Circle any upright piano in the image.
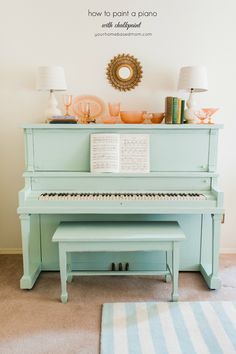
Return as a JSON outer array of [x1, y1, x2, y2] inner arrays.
[[17, 124, 224, 290]]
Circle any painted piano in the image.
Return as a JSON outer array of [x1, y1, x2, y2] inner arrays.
[[17, 124, 224, 290]]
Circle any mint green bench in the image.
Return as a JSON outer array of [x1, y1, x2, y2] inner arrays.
[[52, 221, 185, 303]]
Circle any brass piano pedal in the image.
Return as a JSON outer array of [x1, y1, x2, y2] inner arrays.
[[125, 262, 129, 271], [118, 262, 123, 271], [111, 262, 116, 271], [221, 213, 225, 224]]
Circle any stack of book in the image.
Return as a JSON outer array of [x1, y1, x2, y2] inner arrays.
[[47, 115, 77, 124], [165, 97, 185, 124]]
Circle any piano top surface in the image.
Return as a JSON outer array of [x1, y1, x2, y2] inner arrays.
[[22, 123, 224, 130]]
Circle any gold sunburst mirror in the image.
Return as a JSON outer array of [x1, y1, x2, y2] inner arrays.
[[106, 54, 143, 91]]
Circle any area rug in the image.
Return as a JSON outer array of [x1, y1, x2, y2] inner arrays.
[[100, 302, 236, 354]]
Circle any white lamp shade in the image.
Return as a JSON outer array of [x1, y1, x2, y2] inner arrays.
[[36, 66, 67, 91], [177, 66, 208, 92]]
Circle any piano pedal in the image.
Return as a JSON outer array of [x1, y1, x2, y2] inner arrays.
[[221, 213, 225, 224], [111, 262, 116, 271], [111, 263, 129, 271]]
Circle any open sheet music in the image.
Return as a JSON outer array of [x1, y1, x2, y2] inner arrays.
[[90, 134, 150, 173]]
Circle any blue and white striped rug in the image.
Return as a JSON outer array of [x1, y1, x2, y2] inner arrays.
[[101, 302, 236, 354]]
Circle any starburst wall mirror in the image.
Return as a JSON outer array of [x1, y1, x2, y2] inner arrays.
[[106, 54, 143, 91]]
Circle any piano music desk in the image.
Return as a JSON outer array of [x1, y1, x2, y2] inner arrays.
[[52, 221, 185, 303]]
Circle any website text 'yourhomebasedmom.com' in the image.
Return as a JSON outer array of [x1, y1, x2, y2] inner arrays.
[[94, 32, 152, 37]]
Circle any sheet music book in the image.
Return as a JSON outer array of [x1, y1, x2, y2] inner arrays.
[[90, 133, 150, 173]]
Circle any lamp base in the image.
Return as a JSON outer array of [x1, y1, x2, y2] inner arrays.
[[45, 91, 62, 120], [184, 108, 198, 124]]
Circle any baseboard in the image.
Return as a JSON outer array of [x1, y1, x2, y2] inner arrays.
[[220, 248, 236, 254], [0, 247, 235, 255], [0, 248, 22, 254]]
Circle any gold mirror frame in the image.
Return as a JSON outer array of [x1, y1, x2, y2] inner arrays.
[[106, 54, 143, 91]]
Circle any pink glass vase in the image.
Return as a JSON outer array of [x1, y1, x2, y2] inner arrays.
[[108, 102, 120, 123]]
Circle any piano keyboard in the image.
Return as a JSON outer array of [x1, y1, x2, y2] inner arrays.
[[39, 192, 207, 201]]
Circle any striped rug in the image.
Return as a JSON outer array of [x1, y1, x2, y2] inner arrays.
[[101, 302, 236, 354]]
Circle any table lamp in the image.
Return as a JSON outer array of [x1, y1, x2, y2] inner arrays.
[[36, 66, 67, 120], [177, 66, 208, 123]]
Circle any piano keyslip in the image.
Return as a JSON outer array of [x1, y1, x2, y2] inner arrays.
[[38, 192, 207, 201]]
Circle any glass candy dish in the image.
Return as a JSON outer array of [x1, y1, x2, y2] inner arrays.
[[194, 109, 207, 124], [194, 108, 219, 124], [201, 108, 219, 124]]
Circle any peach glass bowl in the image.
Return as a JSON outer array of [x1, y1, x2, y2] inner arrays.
[[120, 111, 145, 124], [150, 112, 164, 124], [102, 116, 117, 124]]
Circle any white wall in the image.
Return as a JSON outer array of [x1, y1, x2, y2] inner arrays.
[[0, 0, 235, 251]]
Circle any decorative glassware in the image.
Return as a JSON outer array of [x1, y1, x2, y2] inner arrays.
[[194, 109, 207, 124], [120, 111, 146, 124], [108, 102, 120, 123], [201, 108, 219, 124], [63, 94, 72, 116], [80, 102, 95, 124]]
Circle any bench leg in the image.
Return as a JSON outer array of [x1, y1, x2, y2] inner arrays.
[[59, 246, 68, 303], [165, 274, 172, 283], [165, 251, 172, 282], [67, 253, 73, 283], [171, 242, 179, 302]]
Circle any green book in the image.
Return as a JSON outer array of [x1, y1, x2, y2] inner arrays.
[[181, 100, 185, 124], [172, 97, 178, 124]]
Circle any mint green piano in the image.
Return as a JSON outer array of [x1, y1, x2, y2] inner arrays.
[[17, 124, 224, 290]]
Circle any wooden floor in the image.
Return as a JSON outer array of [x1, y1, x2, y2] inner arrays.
[[0, 254, 235, 354]]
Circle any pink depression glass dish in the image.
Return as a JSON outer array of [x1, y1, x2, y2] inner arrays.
[[102, 116, 117, 124], [150, 112, 164, 124], [120, 111, 146, 124], [201, 108, 219, 124], [72, 95, 105, 119]]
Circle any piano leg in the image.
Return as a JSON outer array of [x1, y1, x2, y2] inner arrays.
[[59, 246, 68, 303], [210, 214, 222, 289], [171, 242, 179, 301], [200, 214, 222, 290], [19, 214, 41, 289]]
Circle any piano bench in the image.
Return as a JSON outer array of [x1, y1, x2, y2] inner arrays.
[[52, 221, 185, 303]]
